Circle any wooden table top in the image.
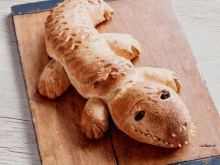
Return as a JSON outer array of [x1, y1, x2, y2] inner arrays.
[[0, 0, 219, 164]]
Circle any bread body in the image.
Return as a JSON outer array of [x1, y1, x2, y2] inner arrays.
[[45, 0, 137, 100]]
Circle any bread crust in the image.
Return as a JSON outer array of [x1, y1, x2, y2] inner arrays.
[[45, 0, 136, 99], [109, 80, 191, 148], [37, 59, 70, 99]]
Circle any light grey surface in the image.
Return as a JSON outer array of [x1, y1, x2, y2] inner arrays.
[[171, 0, 220, 115], [0, 0, 219, 164]]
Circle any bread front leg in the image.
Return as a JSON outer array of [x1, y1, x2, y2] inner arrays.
[[81, 97, 109, 139], [37, 33, 141, 99], [136, 67, 181, 93], [102, 33, 141, 60]]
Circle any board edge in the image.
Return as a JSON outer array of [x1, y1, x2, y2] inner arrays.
[[11, 0, 118, 16]]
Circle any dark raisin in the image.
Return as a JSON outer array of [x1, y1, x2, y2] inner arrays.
[[161, 92, 170, 99], [94, 81, 100, 88], [135, 111, 145, 121]]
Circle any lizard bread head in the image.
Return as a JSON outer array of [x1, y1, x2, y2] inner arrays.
[[108, 80, 192, 148]]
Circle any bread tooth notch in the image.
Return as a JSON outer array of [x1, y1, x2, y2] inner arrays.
[[172, 133, 176, 137]]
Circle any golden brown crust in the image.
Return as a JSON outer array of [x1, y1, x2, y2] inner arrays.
[[102, 33, 141, 60], [44, 0, 137, 99], [37, 59, 70, 99], [136, 67, 181, 92], [38, 33, 141, 99], [81, 97, 109, 139], [108, 80, 191, 148]]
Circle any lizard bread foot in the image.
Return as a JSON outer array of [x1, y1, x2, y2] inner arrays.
[[81, 97, 109, 139]]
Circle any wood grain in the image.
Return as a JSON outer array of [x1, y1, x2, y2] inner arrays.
[[10, 0, 220, 164], [0, 117, 40, 165], [0, 1, 42, 164]]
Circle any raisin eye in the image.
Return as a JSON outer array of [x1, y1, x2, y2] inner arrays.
[[135, 111, 145, 121], [161, 92, 170, 99], [94, 81, 100, 88]]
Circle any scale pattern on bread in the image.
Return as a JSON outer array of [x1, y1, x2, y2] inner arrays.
[[44, 0, 137, 100], [37, 0, 195, 148]]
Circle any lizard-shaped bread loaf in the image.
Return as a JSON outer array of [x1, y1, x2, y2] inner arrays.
[[37, 0, 195, 148]]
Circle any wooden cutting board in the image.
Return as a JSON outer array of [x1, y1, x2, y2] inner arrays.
[[12, 0, 220, 164]]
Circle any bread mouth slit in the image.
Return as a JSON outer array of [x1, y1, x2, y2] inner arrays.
[[133, 126, 174, 146]]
